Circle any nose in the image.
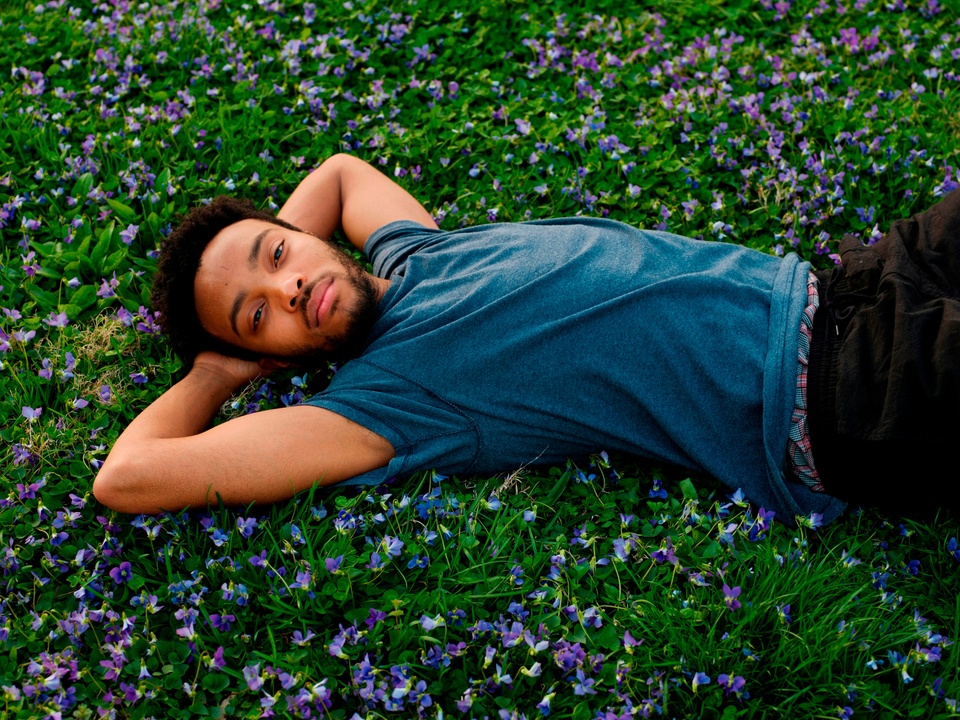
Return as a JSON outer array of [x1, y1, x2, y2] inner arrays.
[[279, 273, 304, 311]]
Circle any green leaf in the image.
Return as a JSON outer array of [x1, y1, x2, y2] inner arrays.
[[71, 172, 94, 200], [201, 673, 231, 692], [103, 248, 127, 274], [26, 284, 58, 311], [68, 284, 98, 311], [106, 197, 137, 223], [90, 221, 115, 270]]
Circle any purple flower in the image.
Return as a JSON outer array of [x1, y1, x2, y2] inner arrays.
[[420, 614, 444, 631], [366, 608, 387, 630], [210, 613, 235, 632], [21, 406, 42, 421], [573, 668, 596, 696], [242, 663, 264, 691], [293, 569, 312, 590], [109, 561, 133, 584], [718, 673, 747, 697], [650, 538, 677, 565], [237, 517, 257, 538], [291, 629, 316, 646], [120, 224, 139, 244], [722, 584, 742, 611], [324, 555, 344, 573], [130, 371, 148, 385], [44, 311, 69, 327], [381, 535, 404, 557], [612, 538, 631, 562], [119, 682, 140, 704]]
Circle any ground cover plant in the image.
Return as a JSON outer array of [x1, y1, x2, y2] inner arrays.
[[1, 0, 959, 717]]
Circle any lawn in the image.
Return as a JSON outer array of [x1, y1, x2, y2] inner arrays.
[[1, 0, 959, 717]]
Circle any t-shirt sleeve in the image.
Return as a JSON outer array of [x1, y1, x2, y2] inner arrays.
[[365, 221, 446, 279], [302, 357, 481, 487]]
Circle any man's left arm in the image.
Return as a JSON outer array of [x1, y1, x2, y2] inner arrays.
[[277, 153, 438, 252]]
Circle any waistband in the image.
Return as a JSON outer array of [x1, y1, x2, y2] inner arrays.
[[807, 267, 855, 491]]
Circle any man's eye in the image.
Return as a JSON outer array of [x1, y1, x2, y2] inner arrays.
[[273, 241, 284, 267], [253, 306, 263, 331]]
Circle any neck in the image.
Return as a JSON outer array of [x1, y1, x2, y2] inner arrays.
[[372, 276, 391, 303]]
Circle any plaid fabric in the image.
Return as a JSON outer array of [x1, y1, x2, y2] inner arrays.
[[786, 272, 823, 491]]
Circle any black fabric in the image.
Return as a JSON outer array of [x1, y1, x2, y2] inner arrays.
[[808, 190, 960, 519]]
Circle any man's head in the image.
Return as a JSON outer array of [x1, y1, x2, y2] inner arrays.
[[151, 196, 383, 366]]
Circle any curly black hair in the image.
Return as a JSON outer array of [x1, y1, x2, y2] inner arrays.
[[150, 196, 303, 365]]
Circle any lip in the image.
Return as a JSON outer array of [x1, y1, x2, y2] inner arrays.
[[311, 278, 335, 329]]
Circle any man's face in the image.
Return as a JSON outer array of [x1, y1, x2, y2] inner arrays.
[[194, 219, 385, 363]]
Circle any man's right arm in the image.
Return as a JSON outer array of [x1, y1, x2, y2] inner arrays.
[[277, 153, 438, 252], [92, 352, 394, 514]]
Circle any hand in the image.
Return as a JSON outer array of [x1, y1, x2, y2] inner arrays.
[[191, 350, 286, 393]]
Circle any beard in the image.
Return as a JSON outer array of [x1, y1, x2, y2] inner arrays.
[[284, 245, 382, 365]]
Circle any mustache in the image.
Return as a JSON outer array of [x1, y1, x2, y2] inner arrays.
[[297, 278, 320, 324]]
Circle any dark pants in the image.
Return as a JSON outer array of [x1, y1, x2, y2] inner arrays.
[[808, 190, 960, 519]]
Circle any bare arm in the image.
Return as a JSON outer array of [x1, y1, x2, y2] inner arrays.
[[93, 352, 394, 514], [277, 153, 438, 251]]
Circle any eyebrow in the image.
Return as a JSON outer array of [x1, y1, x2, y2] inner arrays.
[[247, 227, 271, 270], [228, 227, 273, 337]]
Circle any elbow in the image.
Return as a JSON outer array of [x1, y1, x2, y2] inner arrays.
[[93, 456, 153, 514]]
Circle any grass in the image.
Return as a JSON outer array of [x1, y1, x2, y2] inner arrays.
[[1, 0, 959, 717]]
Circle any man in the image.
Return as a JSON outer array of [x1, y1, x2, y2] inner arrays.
[[93, 154, 960, 524]]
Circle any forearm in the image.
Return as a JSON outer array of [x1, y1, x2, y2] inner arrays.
[[277, 155, 346, 244], [93, 368, 239, 503], [278, 153, 437, 251]]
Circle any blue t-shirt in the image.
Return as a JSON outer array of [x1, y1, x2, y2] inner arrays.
[[304, 218, 846, 524]]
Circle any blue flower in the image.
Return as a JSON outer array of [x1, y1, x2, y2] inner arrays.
[[573, 668, 596, 696], [692, 672, 710, 692], [649, 478, 667, 499], [947, 537, 960, 562], [777, 604, 792, 625]]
